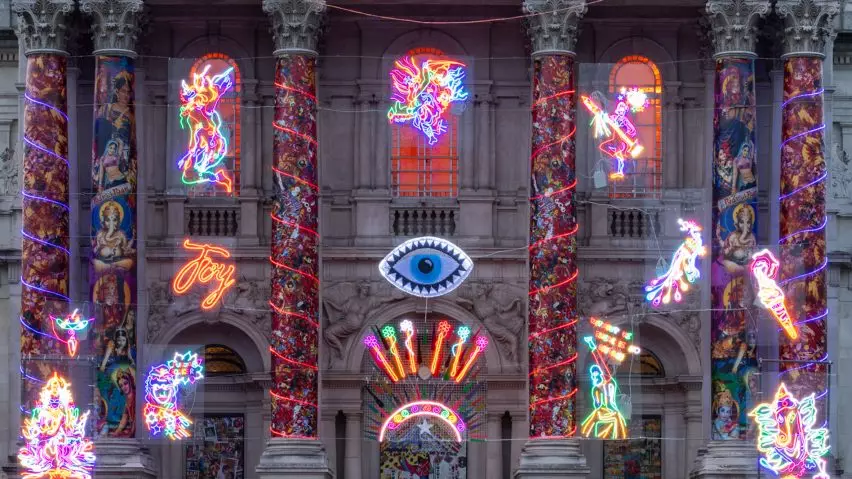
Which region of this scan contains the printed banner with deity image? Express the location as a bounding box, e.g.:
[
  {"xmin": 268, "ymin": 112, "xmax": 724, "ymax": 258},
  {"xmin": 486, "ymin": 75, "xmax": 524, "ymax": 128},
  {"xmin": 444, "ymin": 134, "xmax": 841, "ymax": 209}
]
[
  {"xmin": 90, "ymin": 55, "xmax": 138, "ymax": 438},
  {"xmin": 710, "ymin": 57, "xmax": 760, "ymax": 441}
]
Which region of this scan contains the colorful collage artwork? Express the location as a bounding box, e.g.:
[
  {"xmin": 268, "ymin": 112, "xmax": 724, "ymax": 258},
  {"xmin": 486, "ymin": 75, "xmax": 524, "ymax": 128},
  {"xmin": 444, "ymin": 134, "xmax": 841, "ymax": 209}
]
[
  {"xmin": 185, "ymin": 415, "xmax": 245, "ymax": 479},
  {"xmin": 90, "ymin": 55, "xmax": 138, "ymax": 438},
  {"xmin": 710, "ymin": 58, "xmax": 759, "ymax": 441},
  {"xmin": 603, "ymin": 416, "xmax": 662, "ymax": 479},
  {"xmin": 380, "ymin": 423, "xmax": 467, "ymax": 479}
]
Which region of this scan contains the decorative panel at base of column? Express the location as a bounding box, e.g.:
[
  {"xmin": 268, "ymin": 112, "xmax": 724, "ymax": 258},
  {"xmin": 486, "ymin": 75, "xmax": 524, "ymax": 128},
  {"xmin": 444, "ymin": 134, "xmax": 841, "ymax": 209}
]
[
  {"xmin": 514, "ymin": 439, "xmax": 590, "ymax": 479},
  {"xmin": 256, "ymin": 439, "xmax": 333, "ymax": 479},
  {"xmin": 93, "ymin": 439, "xmax": 157, "ymax": 479},
  {"xmin": 689, "ymin": 441, "xmax": 760, "ymax": 479}
]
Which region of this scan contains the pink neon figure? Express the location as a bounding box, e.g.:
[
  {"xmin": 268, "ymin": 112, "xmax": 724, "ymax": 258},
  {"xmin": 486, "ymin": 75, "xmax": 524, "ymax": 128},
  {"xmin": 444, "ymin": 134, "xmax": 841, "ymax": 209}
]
[
  {"xmin": 750, "ymin": 249, "xmax": 798, "ymax": 339},
  {"xmin": 645, "ymin": 219, "xmax": 706, "ymax": 307},
  {"xmin": 581, "ymin": 88, "xmax": 646, "ymax": 180}
]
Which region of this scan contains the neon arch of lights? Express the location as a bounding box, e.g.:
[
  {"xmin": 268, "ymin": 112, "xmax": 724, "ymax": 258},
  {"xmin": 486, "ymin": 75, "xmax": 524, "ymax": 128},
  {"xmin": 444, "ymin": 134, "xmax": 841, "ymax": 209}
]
[{"xmin": 379, "ymin": 400, "xmax": 466, "ymax": 443}]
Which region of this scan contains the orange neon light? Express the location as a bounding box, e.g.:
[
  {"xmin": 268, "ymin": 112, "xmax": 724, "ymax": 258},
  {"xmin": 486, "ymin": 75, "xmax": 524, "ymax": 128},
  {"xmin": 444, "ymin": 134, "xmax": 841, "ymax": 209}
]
[
  {"xmin": 454, "ymin": 336, "xmax": 488, "ymax": 383},
  {"xmin": 431, "ymin": 321, "xmax": 452, "ymax": 376},
  {"xmin": 400, "ymin": 320, "xmax": 418, "ymax": 374},
  {"xmin": 172, "ymin": 239, "xmax": 236, "ymax": 310},
  {"xmin": 751, "ymin": 249, "xmax": 798, "ymax": 340}
]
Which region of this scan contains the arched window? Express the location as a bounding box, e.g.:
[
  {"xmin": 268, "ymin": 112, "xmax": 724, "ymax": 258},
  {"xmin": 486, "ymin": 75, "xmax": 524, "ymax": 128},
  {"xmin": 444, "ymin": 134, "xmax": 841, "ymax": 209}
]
[
  {"xmin": 188, "ymin": 53, "xmax": 241, "ymax": 196},
  {"xmin": 615, "ymin": 349, "xmax": 665, "ymax": 378},
  {"xmin": 609, "ymin": 55, "xmax": 662, "ymax": 198},
  {"xmin": 390, "ymin": 47, "xmax": 461, "ymax": 198},
  {"xmin": 203, "ymin": 344, "xmax": 247, "ymax": 376}
]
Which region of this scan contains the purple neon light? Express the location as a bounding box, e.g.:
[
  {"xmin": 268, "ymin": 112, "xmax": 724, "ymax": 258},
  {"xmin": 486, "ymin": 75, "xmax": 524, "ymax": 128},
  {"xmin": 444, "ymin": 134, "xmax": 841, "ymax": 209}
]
[
  {"xmin": 778, "ymin": 258, "xmax": 828, "ymax": 287},
  {"xmin": 22, "ymin": 137, "xmax": 69, "ymax": 166},
  {"xmin": 779, "ymin": 124, "xmax": 826, "ymax": 152},
  {"xmin": 779, "ymin": 172, "xmax": 828, "ymax": 201},
  {"xmin": 791, "ymin": 309, "xmax": 829, "ymax": 327},
  {"xmin": 19, "ymin": 277, "xmax": 70, "ymax": 301},
  {"xmin": 19, "ymin": 365, "xmax": 44, "ymax": 384},
  {"xmin": 19, "ymin": 315, "xmax": 61, "ymax": 343},
  {"xmin": 778, "ymin": 353, "xmax": 829, "ymax": 376},
  {"xmin": 24, "ymin": 93, "xmax": 69, "ymax": 122},
  {"xmin": 779, "ymin": 215, "xmax": 827, "ymax": 243},
  {"xmin": 21, "ymin": 191, "xmax": 70, "ymax": 211},
  {"xmin": 20, "ymin": 230, "xmax": 71, "ymax": 256},
  {"xmin": 780, "ymin": 88, "xmax": 824, "ymax": 109}
]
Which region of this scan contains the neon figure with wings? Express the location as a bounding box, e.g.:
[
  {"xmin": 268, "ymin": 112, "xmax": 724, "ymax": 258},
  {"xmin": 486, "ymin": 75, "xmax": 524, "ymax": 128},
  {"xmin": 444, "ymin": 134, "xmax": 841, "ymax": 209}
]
[
  {"xmin": 178, "ymin": 64, "xmax": 235, "ymax": 193},
  {"xmin": 387, "ymin": 56, "xmax": 469, "ymax": 145},
  {"xmin": 581, "ymin": 87, "xmax": 647, "ymax": 180},
  {"xmin": 645, "ymin": 219, "xmax": 706, "ymax": 307}
]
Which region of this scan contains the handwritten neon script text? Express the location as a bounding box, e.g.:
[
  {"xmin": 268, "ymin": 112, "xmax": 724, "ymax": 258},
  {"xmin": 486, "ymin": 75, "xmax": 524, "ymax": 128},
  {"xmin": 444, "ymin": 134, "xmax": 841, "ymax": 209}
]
[
  {"xmin": 172, "ymin": 239, "xmax": 236, "ymax": 310},
  {"xmin": 750, "ymin": 249, "xmax": 798, "ymax": 339},
  {"xmin": 645, "ymin": 218, "xmax": 706, "ymax": 307}
]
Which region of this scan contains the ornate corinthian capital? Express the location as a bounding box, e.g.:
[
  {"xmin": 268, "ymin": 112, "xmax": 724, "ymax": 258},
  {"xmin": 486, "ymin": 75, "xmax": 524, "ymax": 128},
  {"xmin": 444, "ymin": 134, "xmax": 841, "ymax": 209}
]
[
  {"xmin": 705, "ymin": 0, "xmax": 770, "ymax": 56},
  {"xmin": 775, "ymin": 0, "xmax": 840, "ymax": 57},
  {"xmin": 523, "ymin": 0, "xmax": 587, "ymax": 56},
  {"xmin": 263, "ymin": 0, "xmax": 326, "ymax": 56},
  {"xmin": 12, "ymin": 0, "xmax": 74, "ymax": 55},
  {"xmin": 80, "ymin": 0, "xmax": 143, "ymax": 56}
]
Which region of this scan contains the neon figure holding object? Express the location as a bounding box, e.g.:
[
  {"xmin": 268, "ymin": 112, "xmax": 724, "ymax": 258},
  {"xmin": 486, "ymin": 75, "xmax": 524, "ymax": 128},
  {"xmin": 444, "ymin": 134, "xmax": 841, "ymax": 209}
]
[
  {"xmin": 580, "ymin": 87, "xmax": 647, "ymax": 180},
  {"xmin": 143, "ymin": 350, "xmax": 204, "ymax": 440},
  {"xmin": 749, "ymin": 383, "xmax": 830, "ymax": 479},
  {"xmin": 645, "ymin": 219, "xmax": 706, "ymax": 307},
  {"xmin": 18, "ymin": 373, "xmax": 95, "ymax": 479},
  {"xmin": 750, "ymin": 249, "xmax": 798, "ymax": 340},
  {"xmin": 580, "ymin": 336, "xmax": 628, "ymax": 440},
  {"xmin": 388, "ymin": 56, "xmax": 469, "ymax": 145},
  {"xmin": 52, "ymin": 308, "xmax": 93, "ymax": 357},
  {"xmin": 172, "ymin": 239, "xmax": 236, "ymax": 310},
  {"xmin": 178, "ymin": 64, "xmax": 235, "ymax": 193}
]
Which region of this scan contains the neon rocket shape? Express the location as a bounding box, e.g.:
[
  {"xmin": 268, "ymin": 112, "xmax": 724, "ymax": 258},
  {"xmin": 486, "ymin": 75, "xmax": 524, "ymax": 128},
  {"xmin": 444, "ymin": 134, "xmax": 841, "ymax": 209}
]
[
  {"xmin": 749, "ymin": 383, "xmax": 830, "ymax": 479},
  {"xmin": 580, "ymin": 336, "xmax": 628, "ymax": 440},
  {"xmin": 143, "ymin": 350, "xmax": 204, "ymax": 440},
  {"xmin": 645, "ymin": 219, "xmax": 706, "ymax": 307},
  {"xmin": 52, "ymin": 309, "xmax": 93, "ymax": 357},
  {"xmin": 580, "ymin": 88, "xmax": 646, "ymax": 180},
  {"xmin": 388, "ymin": 56, "xmax": 469, "ymax": 145},
  {"xmin": 750, "ymin": 249, "xmax": 798, "ymax": 339}
]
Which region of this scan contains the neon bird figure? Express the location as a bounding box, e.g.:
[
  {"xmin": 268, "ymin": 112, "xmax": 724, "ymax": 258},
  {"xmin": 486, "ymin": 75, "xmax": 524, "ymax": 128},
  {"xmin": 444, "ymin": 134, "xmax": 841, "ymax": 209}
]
[
  {"xmin": 388, "ymin": 56, "xmax": 469, "ymax": 145},
  {"xmin": 749, "ymin": 383, "xmax": 830, "ymax": 479},
  {"xmin": 143, "ymin": 350, "xmax": 204, "ymax": 440},
  {"xmin": 52, "ymin": 308, "xmax": 93, "ymax": 357},
  {"xmin": 645, "ymin": 219, "xmax": 706, "ymax": 307},
  {"xmin": 18, "ymin": 373, "xmax": 95, "ymax": 479},
  {"xmin": 178, "ymin": 64, "xmax": 235, "ymax": 193},
  {"xmin": 750, "ymin": 249, "xmax": 799, "ymax": 340},
  {"xmin": 581, "ymin": 88, "xmax": 647, "ymax": 180},
  {"xmin": 580, "ymin": 336, "xmax": 628, "ymax": 440}
]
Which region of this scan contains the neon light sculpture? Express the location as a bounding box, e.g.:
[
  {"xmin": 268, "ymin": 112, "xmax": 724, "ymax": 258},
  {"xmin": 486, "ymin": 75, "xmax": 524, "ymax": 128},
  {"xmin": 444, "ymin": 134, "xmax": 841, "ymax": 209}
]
[
  {"xmin": 751, "ymin": 249, "xmax": 798, "ymax": 339},
  {"xmin": 143, "ymin": 350, "xmax": 204, "ymax": 440},
  {"xmin": 588, "ymin": 317, "xmax": 640, "ymax": 364},
  {"xmin": 449, "ymin": 325, "xmax": 471, "ymax": 378},
  {"xmin": 431, "ymin": 320, "xmax": 452, "ymax": 375},
  {"xmin": 172, "ymin": 239, "xmax": 236, "ymax": 310},
  {"xmin": 580, "ymin": 336, "xmax": 628, "ymax": 440},
  {"xmin": 364, "ymin": 334, "xmax": 399, "ymax": 382},
  {"xmin": 399, "ymin": 320, "xmax": 418, "ymax": 374},
  {"xmin": 454, "ymin": 335, "xmax": 488, "ymax": 383},
  {"xmin": 580, "ymin": 87, "xmax": 647, "ymax": 180},
  {"xmin": 18, "ymin": 373, "xmax": 95, "ymax": 479},
  {"xmin": 388, "ymin": 56, "xmax": 469, "ymax": 145},
  {"xmin": 379, "ymin": 236, "xmax": 473, "ymax": 298},
  {"xmin": 379, "ymin": 400, "xmax": 466, "ymax": 442},
  {"xmin": 749, "ymin": 383, "xmax": 830, "ymax": 479},
  {"xmin": 178, "ymin": 64, "xmax": 235, "ymax": 193},
  {"xmin": 645, "ymin": 219, "xmax": 706, "ymax": 307},
  {"xmin": 52, "ymin": 309, "xmax": 93, "ymax": 357},
  {"xmin": 381, "ymin": 325, "xmax": 407, "ymax": 379}
]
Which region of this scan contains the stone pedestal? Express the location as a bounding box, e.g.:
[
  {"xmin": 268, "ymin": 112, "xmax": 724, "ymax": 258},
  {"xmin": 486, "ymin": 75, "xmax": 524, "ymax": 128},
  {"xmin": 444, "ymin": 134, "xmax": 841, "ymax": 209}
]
[
  {"xmin": 256, "ymin": 439, "xmax": 333, "ymax": 479},
  {"xmin": 514, "ymin": 439, "xmax": 590, "ymax": 479},
  {"xmin": 94, "ymin": 439, "xmax": 157, "ymax": 479},
  {"xmin": 689, "ymin": 441, "xmax": 760, "ymax": 479}
]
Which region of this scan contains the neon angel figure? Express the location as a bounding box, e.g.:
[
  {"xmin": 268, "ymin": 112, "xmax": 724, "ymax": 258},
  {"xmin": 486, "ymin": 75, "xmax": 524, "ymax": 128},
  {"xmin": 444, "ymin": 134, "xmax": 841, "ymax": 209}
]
[
  {"xmin": 580, "ymin": 336, "xmax": 628, "ymax": 440},
  {"xmin": 581, "ymin": 87, "xmax": 647, "ymax": 180},
  {"xmin": 645, "ymin": 218, "xmax": 706, "ymax": 307}
]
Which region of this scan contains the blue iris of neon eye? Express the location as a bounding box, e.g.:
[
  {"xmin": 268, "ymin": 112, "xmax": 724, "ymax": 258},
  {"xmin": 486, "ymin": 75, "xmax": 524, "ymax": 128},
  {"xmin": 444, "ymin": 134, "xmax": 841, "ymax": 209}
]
[{"xmin": 379, "ymin": 237, "xmax": 473, "ymax": 298}]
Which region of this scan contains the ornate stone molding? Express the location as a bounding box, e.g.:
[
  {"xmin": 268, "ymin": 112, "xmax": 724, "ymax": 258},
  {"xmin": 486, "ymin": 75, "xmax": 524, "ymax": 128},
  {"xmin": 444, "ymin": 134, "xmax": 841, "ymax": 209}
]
[
  {"xmin": 262, "ymin": 0, "xmax": 326, "ymax": 57},
  {"xmin": 523, "ymin": 0, "xmax": 587, "ymax": 56},
  {"xmin": 775, "ymin": 0, "xmax": 840, "ymax": 57},
  {"xmin": 705, "ymin": 0, "xmax": 770, "ymax": 57},
  {"xmin": 80, "ymin": 0, "xmax": 143, "ymax": 56},
  {"xmin": 12, "ymin": 0, "xmax": 74, "ymax": 56}
]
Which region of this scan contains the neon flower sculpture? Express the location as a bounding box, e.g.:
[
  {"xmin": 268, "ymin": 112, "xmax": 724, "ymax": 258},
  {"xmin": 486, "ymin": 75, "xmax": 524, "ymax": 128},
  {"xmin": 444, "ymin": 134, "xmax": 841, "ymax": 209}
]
[
  {"xmin": 751, "ymin": 249, "xmax": 799, "ymax": 340},
  {"xmin": 588, "ymin": 317, "xmax": 640, "ymax": 364},
  {"xmin": 749, "ymin": 383, "xmax": 830, "ymax": 479},
  {"xmin": 144, "ymin": 350, "xmax": 204, "ymax": 440},
  {"xmin": 645, "ymin": 219, "xmax": 706, "ymax": 307},
  {"xmin": 387, "ymin": 56, "xmax": 469, "ymax": 145},
  {"xmin": 454, "ymin": 335, "xmax": 487, "ymax": 383},
  {"xmin": 449, "ymin": 325, "xmax": 471, "ymax": 378},
  {"xmin": 399, "ymin": 320, "xmax": 418, "ymax": 374},
  {"xmin": 381, "ymin": 325, "xmax": 407, "ymax": 379},
  {"xmin": 178, "ymin": 64, "xmax": 235, "ymax": 193},
  {"xmin": 379, "ymin": 400, "xmax": 466, "ymax": 442},
  {"xmin": 18, "ymin": 373, "xmax": 95, "ymax": 479},
  {"xmin": 580, "ymin": 87, "xmax": 647, "ymax": 180},
  {"xmin": 580, "ymin": 336, "xmax": 628, "ymax": 440},
  {"xmin": 431, "ymin": 320, "xmax": 453, "ymax": 375},
  {"xmin": 52, "ymin": 309, "xmax": 93, "ymax": 357}
]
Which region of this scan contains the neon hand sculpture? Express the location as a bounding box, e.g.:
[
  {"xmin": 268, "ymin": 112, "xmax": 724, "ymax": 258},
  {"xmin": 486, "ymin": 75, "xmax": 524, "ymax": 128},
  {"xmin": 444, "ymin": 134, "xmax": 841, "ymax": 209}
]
[
  {"xmin": 750, "ymin": 383, "xmax": 830, "ymax": 479},
  {"xmin": 750, "ymin": 249, "xmax": 798, "ymax": 339},
  {"xmin": 645, "ymin": 219, "xmax": 706, "ymax": 307},
  {"xmin": 388, "ymin": 56, "xmax": 469, "ymax": 145},
  {"xmin": 144, "ymin": 350, "xmax": 204, "ymax": 440},
  {"xmin": 52, "ymin": 309, "xmax": 93, "ymax": 357},
  {"xmin": 178, "ymin": 64, "xmax": 235, "ymax": 192},
  {"xmin": 18, "ymin": 373, "xmax": 95, "ymax": 479},
  {"xmin": 580, "ymin": 336, "xmax": 628, "ymax": 440},
  {"xmin": 580, "ymin": 87, "xmax": 647, "ymax": 180}
]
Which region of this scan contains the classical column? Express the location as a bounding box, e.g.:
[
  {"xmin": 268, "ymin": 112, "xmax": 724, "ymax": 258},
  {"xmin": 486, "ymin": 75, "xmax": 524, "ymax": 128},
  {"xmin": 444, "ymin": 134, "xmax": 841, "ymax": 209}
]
[
  {"xmin": 258, "ymin": 0, "xmax": 332, "ymax": 477},
  {"xmin": 343, "ymin": 411, "xmax": 362, "ymax": 479},
  {"xmin": 516, "ymin": 1, "xmax": 590, "ymax": 477}
]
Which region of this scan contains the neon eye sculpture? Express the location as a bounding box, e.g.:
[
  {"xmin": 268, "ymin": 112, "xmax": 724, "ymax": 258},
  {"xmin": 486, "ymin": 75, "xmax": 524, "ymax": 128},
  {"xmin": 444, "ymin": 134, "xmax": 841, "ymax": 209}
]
[
  {"xmin": 750, "ymin": 249, "xmax": 799, "ymax": 340},
  {"xmin": 580, "ymin": 336, "xmax": 628, "ymax": 440},
  {"xmin": 178, "ymin": 64, "xmax": 235, "ymax": 193},
  {"xmin": 143, "ymin": 350, "xmax": 204, "ymax": 440},
  {"xmin": 18, "ymin": 373, "xmax": 95, "ymax": 479},
  {"xmin": 645, "ymin": 219, "xmax": 706, "ymax": 307},
  {"xmin": 379, "ymin": 236, "xmax": 473, "ymax": 298},
  {"xmin": 387, "ymin": 56, "xmax": 469, "ymax": 145},
  {"xmin": 52, "ymin": 308, "xmax": 93, "ymax": 357},
  {"xmin": 580, "ymin": 87, "xmax": 647, "ymax": 180},
  {"xmin": 749, "ymin": 383, "xmax": 830, "ymax": 479},
  {"xmin": 588, "ymin": 317, "xmax": 640, "ymax": 364}
]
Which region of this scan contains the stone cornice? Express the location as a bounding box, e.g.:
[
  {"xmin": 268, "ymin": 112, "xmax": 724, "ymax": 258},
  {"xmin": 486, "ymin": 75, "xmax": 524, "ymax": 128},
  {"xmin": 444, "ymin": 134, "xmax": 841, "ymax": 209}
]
[
  {"xmin": 775, "ymin": 0, "xmax": 840, "ymax": 57},
  {"xmin": 523, "ymin": 0, "xmax": 587, "ymax": 56},
  {"xmin": 12, "ymin": 0, "xmax": 74, "ymax": 56},
  {"xmin": 262, "ymin": 0, "xmax": 326, "ymax": 56},
  {"xmin": 705, "ymin": 0, "xmax": 770, "ymax": 57},
  {"xmin": 80, "ymin": 0, "xmax": 144, "ymax": 56}
]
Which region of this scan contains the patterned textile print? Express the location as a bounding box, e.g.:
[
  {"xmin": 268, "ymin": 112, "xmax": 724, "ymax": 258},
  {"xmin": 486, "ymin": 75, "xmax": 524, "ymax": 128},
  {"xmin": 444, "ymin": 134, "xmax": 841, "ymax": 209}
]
[
  {"xmin": 709, "ymin": 57, "xmax": 760, "ymax": 441},
  {"xmin": 779, "ymin": 57, "xmax": 827, "ymax": 406},
  {"xmin": 90, "ymin": 55, "xmax": 138, "ymax": 438},
  {"xmin": 528, "ymin": 54, "xmax": 579, "ymax": 438},
  {"xmin": 270, "ymin": 55, "xmax": 319, "ymax": 438}
]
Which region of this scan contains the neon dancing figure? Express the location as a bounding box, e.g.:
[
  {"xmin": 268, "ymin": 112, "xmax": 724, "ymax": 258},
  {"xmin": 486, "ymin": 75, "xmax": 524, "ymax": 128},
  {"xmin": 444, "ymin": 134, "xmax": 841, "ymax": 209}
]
[
  {"xmin": 388, "ymin": 56, "xmax": 469, "ymax": 145},
  {"xmin": 580, "ymin": 336, "xmax": 628, "ymax": 440},
  {"xmin": 751, "ymin": 249, "xmax": 798, "ymax": 339},
  {"xmin": 143, "ymin": 350, "xmax": 204, "ymax": 440},
  {"xmin": 645, "ymin": 219, "xmax": 706, "ymax": 307},
  {"xmin": 581, "ymin": 87, "xmax": 646, "ymax": 180},
  {"xmin": 178, "ymin": 64, "xmax": 235, "ymax": 193}
]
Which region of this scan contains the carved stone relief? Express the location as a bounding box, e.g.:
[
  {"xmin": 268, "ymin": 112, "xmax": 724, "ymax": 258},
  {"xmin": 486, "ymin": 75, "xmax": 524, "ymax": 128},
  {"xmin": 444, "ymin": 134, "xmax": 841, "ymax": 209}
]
[
  {"xmin": 455, "ymin": 282, "xmax": 526, "ymax": 369},
  {"xmin": 0, "ymin": 148, "xmax": 18, "ymax": 197},
  {"xmin": 829, "ymin": 142, "xmax": 850, "ymax": 200}
]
